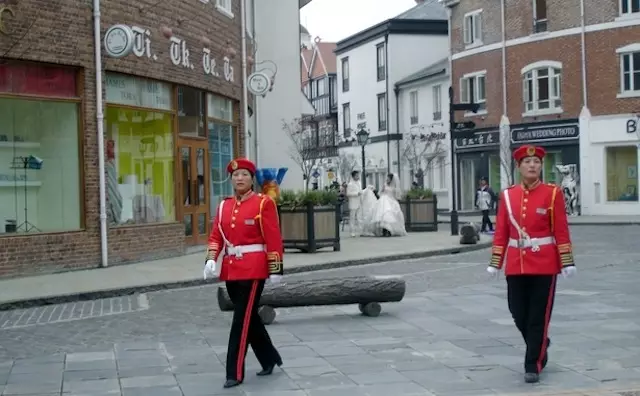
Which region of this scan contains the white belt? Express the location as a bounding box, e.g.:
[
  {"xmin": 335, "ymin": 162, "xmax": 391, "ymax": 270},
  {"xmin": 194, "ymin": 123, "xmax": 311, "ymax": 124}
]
[
  {"xmin": 508, "ymin": 237, "xmax": 555, "ymax": 250},
  {"xmin": 225, "ymin": 244, "xmax": 266, "ymax": 258}
]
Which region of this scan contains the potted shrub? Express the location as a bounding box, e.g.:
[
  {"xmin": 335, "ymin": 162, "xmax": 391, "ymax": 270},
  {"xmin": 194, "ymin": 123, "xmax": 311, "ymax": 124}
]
[
  {"xmin": 400, "ymin": 188, "xmax": 438, "ymax": 232},
  {"xmin": 277, "ymin": 189, "xmax": 340, "ymax": 253}
]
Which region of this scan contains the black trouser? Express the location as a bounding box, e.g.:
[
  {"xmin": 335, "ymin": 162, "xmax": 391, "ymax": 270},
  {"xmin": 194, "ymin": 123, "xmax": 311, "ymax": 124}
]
[
  {"xmin": 481, "ymin": 210, "xmax": 493, "ymax": 231},
  {"xmin": 506, "ymin": 275, "xmax": 557, "ymax": 374},
  {"xmin": 225, "ymin": 280, "xmax": 281, "ymax": 382}
]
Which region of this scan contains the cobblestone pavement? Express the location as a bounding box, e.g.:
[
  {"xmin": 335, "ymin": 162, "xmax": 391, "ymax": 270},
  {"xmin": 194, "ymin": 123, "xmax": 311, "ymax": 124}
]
[{"xmin": 0, "ymin": 226, "xmax": 639, "ymax": 395}]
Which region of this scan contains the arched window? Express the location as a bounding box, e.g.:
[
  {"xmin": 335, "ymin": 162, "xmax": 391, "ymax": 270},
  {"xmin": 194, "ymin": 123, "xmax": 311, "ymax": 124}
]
[{"xmin": 521, "ymin": 61, "xmax": 562, "ymax": 115}]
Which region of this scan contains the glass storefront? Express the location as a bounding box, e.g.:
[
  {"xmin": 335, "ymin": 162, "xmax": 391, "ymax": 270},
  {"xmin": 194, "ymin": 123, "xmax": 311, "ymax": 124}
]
[
  {"xmin": 488, "ymin": 154, "xmax": 501, "ymax": 193},
  {"xmin": 208, "ymin": 93, "xmax": 235, "ymax": 213},
  {"xmin": 105, "ymin": 73, "xmax": 175, "ymax": 225},
  {"xmin": 0, "ymin": 63, "xmax": 81, "ymax": 234},
  {"xmin": 606, "ymin": 146, "xmax": 638, "ymax": 202}
]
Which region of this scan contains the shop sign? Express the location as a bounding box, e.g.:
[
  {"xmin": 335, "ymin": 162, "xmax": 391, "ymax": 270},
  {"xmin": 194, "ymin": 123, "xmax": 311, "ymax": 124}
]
[
  {"xmin": 0, "ymin": 63, "xmax": 77, "ymax": 97},
  {"xmin": 105, "ymin": 73, "xmax": 172, "ymax": 111},
  {"xmin": 0, "ymin": 5, "xmax": 15, "ymax": 35},
  {"xmin": 454, "ymin": 130, "xmax": 499, "ymax": 149},
  {"xmin": 511, "ymin": 123, "xmax": 579, "ymax": 143},
  {"xmin": 626, "ymin": 117, "xmax": 639, "ymax": 134},
  {"xmin": 127, "ymin": 25, "xmax": 234, "ymax": 83},
  {"xmin": 104, "ymin": 25, "xmax": 135, "ymax": 58}
]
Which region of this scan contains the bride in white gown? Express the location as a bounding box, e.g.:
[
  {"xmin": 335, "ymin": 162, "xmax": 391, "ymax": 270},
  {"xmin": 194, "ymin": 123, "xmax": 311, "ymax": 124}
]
[{"xmin": 360, "ymin": 173, "xmax": 407, "ymax": 237}]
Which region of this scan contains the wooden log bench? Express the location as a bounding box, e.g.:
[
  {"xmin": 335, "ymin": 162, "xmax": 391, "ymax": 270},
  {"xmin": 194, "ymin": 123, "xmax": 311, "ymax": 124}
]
[{"xmin": 216, "ymin": 276, "xmax": 406, "ymax": 325}]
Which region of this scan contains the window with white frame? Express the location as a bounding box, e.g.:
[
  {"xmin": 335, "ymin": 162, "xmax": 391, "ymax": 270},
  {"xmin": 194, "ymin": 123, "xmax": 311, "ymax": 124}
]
[
  {"xmin": 410, "ymin": 91, "xmax": 418, "ymax": 125},
  {"xmin": 432, "ymin": 85, "xmax": 442, "ymax": 120},
  {"xmin": 460, "ymin": 72, "xmax": 486, "ymax": 111},
  {"xmin": 216, "ymin": 0, "xmax": 233, "ymax": 17},
  {"xmin": 377, "ymin": 93, "xmax": 387, "ymax": 131},
  {"xmin": 522, "ymin": 61, "xmax": 562, "ymax": 114},
  {"xmin": 463, "ymin": 10, "xmax": 483, "ymax": 46},
  {"xmin": 620, "ymin": 0, "xmax": 640, "ymax": 16},
  {"xmin": 618, "ymin": 45, "xmax": 640, "ymax": 95},
  {"xmin": 533, "ymin": 0, "xmax": 548, "ymax": 33}
]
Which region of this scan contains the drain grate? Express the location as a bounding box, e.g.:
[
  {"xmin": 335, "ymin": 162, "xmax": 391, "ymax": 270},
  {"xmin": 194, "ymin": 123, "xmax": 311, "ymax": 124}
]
[{"xmin": 0, "ymin": 294, "xmax": 149, "ymax": 330}]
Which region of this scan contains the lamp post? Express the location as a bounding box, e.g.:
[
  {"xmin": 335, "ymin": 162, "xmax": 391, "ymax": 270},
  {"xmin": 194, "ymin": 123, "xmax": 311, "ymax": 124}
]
[{"xmin": 356, "ymin": 127, "xmax": 370, "ymax": 190}]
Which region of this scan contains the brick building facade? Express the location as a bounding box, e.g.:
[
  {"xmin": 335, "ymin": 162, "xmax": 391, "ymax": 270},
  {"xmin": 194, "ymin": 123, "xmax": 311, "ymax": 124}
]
[
  {"xmin": 444, "ymin": 0, "xmax": 640, "ymax": 215},
  {"xmin": 0, "ymin": 0, "xmax": 244, "ymax": 277}
]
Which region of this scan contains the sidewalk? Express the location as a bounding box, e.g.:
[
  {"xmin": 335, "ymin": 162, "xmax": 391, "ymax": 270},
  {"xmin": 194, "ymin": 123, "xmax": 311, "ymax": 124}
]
[
  {"xmin": 438, "ymin": 214, "xmax": 640, "ymax": 225},
  {"xmin": 0, "ymin": 231, "xmax": 492, "ymax": 309}
]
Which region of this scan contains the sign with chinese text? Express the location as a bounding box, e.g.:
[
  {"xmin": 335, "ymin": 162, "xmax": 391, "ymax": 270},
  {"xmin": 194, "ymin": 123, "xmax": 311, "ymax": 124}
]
[
  {"xmin": 511, "ymin": 123, "xmax": 579, "ymax": 143},
  {"xmin": 454, "ymin": 130, "xmax": 499, "ymax": 150}
]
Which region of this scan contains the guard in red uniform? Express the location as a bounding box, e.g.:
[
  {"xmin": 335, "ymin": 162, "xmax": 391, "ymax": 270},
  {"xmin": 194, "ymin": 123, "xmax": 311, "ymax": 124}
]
[
  {"xmin": 204, "ymin": 158, "xmax": 283, "ymax": 389},
  {"xmin": 487, "ymin": 145, "xmax": 577, "ymax": 384}
]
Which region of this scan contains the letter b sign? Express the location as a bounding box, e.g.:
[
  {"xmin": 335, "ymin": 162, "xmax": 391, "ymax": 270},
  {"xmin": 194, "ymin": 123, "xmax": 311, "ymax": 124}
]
[{"xmin": 627, "ymin": 119, "xmax": 637, "ymax": 134}]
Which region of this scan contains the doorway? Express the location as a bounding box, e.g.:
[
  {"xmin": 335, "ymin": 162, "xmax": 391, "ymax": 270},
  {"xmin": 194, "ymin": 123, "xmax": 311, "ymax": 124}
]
[
  {"xmin": 460, "ymin": 158, "xmax": 476, "ymax": 210},
  {"xmin": 178, "ymin": 139, "xmax": 210, "ymax": 245}
]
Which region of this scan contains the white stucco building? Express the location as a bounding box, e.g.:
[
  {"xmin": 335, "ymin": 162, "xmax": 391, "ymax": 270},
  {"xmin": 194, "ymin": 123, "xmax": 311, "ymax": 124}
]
[
  {"xmin": 395, "ymin": 57, "xmax": 451, "ymax": 209},
  {"xmin": 246, "ymin": 0, "xmax": 315, "ymax": 190},
  {"xmin": 334, "ymin": 0, "xmax": 449, "ymax": 191}
]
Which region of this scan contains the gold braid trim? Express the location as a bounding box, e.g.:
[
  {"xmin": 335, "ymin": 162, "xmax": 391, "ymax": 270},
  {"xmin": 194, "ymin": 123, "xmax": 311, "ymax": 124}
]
[
  {"xmin": 490, "ymin": 254, "xmax": 502, "ymax": 268},
  {"xmin": 557, "ymin": 243, "xmax": 572, "ymax": 253},
  {"xmin": 492, "ymin": 246, "xmax": 504, "ymax": 255},
  {"xmin": 268, "ymin": 259, "xmax": 283, "ymax": 275},
  {"xmin": 205, "ymin": 242, "xmax": 219, "ymax": 261},
  {"xmin": 550, "ymin": 187, "xmax": 557, "ymax": 231}
]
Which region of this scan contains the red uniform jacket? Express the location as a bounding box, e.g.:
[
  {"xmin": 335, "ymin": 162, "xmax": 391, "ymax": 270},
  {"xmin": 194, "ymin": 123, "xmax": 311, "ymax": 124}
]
[
  {"xmin": 490, "ymin": 181, "xmax": 575, "ymax": 276},
  {"xmin": 206, "ymin": 192, "xmax": 284, "ymax": 281}
]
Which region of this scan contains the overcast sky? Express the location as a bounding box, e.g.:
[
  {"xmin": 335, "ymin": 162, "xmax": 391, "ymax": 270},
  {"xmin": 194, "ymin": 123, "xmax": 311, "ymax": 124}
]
[{"xmin": 300, "ymin": 0, "xmax": 418, "ymax": 43}]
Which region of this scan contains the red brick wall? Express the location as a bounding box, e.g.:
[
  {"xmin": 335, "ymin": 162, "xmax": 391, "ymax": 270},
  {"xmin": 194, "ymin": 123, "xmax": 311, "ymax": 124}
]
[{"xmin": 0, "ymin": 0, "xmax": 242, "ymax": 278}]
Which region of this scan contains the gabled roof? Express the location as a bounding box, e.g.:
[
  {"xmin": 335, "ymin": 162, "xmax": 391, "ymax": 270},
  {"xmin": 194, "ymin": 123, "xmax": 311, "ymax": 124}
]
[
  {"xmin": 335, "ymin": 0, "xmax": 447, "ymax": 55},
  {"xmin": 395, "ymin": 57, "xmax": 449, "ymax": 87},
  {"xmin": 301, "ymin": 42, "xmax": 337, "ymax": 84}
]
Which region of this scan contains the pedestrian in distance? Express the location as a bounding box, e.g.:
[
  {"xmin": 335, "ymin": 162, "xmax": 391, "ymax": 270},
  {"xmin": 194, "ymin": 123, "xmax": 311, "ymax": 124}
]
[
  {"xmin": 203, "ymin": 157, "xmax": 284, "ymax": 389},
  {"xmin": 487, "ymin": 145, "xmax": 577, "ymax": 384},
  {"xmin": 475, "ymin": 176, "xmax": 496, "ymax": 234}
]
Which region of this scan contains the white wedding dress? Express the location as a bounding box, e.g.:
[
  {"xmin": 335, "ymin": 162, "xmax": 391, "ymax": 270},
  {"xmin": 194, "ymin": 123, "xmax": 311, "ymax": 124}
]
[{"xmin": 360, "ymin": 176, "xmax": 407, "ymax": 237}]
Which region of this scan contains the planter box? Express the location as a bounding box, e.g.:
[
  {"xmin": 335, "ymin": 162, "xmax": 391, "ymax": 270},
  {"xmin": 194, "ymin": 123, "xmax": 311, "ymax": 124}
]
[
  {"xmin": 400, "ymin": 196, "xmax": 438, "ymax": 232},
  {"xmin": 278, "ymin": 203, "xmax": 340, "ymax": 253}
]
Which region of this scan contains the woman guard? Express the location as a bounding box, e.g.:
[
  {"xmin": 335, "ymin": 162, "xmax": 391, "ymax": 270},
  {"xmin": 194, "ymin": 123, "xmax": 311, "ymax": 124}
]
[
  {"xmin": 203, "ymin": 158, "xmax": 283, "ymax": 389},
  {"xmin": 487, "ymin": 145, "xmax": 577, "ymax": 384}
]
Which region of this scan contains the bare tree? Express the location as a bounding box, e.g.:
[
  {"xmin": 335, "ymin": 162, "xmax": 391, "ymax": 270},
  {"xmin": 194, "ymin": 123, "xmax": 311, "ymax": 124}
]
[
  {"xmin": 499, "ymin": 126, "xmax": 515, "ymax": 186},
  {"xmin": 401, "ymin": 130, "xmax": 448, "ymax": 187},
  {"xmin": 336, "ymin": 152, "xmax": 358, "ymax": 183},
  {"xmin": 283, "ymin": 117, "xmax": 317, "ymax": 192}
]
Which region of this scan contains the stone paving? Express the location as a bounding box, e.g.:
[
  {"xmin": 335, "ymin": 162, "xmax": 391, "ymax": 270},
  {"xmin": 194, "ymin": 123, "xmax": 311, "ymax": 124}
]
[{"xmin": 0, "ymin": 226, "xmax": 639, "ymax": 395}]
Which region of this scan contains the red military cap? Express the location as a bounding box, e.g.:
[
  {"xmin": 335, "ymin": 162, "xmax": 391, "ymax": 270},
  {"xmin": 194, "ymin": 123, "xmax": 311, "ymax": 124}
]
[
  {"xmin": 513, "ymin": 145, "xmax": 546, "ymax": 163},
  {"xmin": 227, "ymin": 158, "xmax": 257, "ymax": 175}
]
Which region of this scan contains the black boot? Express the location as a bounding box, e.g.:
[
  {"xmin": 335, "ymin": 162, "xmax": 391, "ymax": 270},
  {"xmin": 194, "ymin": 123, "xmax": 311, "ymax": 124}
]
[
  {"xmin": 524, "ymin": 372, "xmax": 539, "ymax": 383},
  {"xmin": 223, "ymin": 379, "xmax": 242, "ymax": 388},
  {"xmin": 257, "ymin": 357, "xmax": 283, "ymax": 376}
]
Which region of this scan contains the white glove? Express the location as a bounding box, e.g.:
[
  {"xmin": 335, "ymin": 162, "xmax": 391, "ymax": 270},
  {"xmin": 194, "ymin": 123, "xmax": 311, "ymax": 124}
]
[
  {"xmin": 561, "ymin": 265, "xmax": 577, "ymax": 279},
  {"xmin": 268, "ymin": 275, "xmax": 283, "ymax": 285},
  {"xmin": 486, "ymin": 266, "xmax": 499, "ymax": 278},
  {"xmin": 203, "ymin": 260, "xmax": 216, "ymax": 280}
]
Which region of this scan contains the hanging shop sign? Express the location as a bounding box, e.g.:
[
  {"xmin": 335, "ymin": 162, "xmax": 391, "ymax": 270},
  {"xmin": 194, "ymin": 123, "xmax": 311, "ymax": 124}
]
[
  {"xmin": 104, "ymin": 24, "xmax": 135, "ymax": 58},
  {"xmin": 247, "ymin": 72, "xmax": 271, "ymax": 95}
]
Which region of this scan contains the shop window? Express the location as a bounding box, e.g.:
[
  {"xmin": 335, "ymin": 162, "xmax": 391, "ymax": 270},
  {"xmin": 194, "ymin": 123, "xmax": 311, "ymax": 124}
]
[
  {"xmin": 105, "ymin": 73, "xmax": 175, "ymax": 225},
  {"xmin": 178, "ymin": 86, "xmax": 206, "ymax": 137},
  {"xmin": 542, "ymin": 152, "xmax": 562, "ymax": 184},
  {"xmin": 208, "ymin": 94, "xmax": 235, "ymax": 213},
  {"xmin": 606, "ymin": 146, "xmax": 638, "ymax": 202},
  {"xmin": 522, "ymin": 61, "xmax": 562, "ymax": 115},
  {"xmin": 488, "ymin": 154, "xmax": 501, "ymax": 192},
  {"xmin": 0, "ymin": 98, "xmax": 81, "ymax": 234}
]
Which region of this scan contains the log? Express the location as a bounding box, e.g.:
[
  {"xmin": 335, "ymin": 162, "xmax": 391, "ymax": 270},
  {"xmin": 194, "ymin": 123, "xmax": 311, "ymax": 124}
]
[
  {"xmin": 216, "ymin": 276, "xmax": 405, "ymax": 323},
  {"xmin": 459, "ymin": 223, "xmax": 480, "ymax": 245}
]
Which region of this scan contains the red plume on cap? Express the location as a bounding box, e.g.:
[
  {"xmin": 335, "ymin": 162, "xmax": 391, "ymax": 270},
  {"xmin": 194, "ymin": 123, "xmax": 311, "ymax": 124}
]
[
  {"xmin": 226, "ymin": 158, "xmax": 256, "ymax": 175},
  {"xmin": 513, "ymin": 145, "xmax": 546, "ymax": 162}
]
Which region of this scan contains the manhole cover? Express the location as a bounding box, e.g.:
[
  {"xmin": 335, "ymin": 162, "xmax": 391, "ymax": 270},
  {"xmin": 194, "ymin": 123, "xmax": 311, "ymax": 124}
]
[{"xmin": 0, "ymin": 294, "xmax": 149, "ymax": 330}]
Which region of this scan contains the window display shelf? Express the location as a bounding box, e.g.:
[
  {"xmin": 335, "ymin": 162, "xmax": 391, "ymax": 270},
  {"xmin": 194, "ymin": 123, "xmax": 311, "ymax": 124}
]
[
  {"xmin": 0, "ymin": 181, "xmax": 41, "ymax": 187},
  {"xmin": 0, "ymin": 142, "xmax": 41, "ymax": 149}
]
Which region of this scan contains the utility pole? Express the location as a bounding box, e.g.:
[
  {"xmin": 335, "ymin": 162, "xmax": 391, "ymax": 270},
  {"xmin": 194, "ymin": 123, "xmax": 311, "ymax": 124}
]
[{"xmin": 448, "ymin": 86, "xmax": 480, "ymax": 236}]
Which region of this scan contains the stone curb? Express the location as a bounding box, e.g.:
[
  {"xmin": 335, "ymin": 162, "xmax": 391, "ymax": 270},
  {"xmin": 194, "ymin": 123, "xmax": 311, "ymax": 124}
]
[
  {"xmin": 0, "ymin": 241, "xmax": 492, "ymax": 311},
  {"xmin": 438, "ymin": 220, "xmax": 640, "ymax": 226}
]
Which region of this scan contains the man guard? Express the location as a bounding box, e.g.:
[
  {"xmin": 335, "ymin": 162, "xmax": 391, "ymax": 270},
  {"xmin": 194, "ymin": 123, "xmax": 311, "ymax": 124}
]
[
  {"xmin": 203, "ymin": 158, "xmax": 283, "ymax": 389},
  {"xmin": 487, "ymin": 145, "xmax": 577, "ymax": 384}
]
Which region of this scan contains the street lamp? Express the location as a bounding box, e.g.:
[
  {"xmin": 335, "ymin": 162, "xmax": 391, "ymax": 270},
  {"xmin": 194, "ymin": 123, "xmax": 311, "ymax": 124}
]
[{"xmin": 356, "ymin": 127, "xmax": 370, "ymax": 190}]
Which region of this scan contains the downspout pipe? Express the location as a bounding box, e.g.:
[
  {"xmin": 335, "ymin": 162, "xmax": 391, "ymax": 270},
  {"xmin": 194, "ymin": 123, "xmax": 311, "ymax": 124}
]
[
  {"xmin": 384, "ymin": 33, "xmax": 391, "ymax": 175},
  {"xmin": 241, "ymin": 0, "xmax": 250, "ymax": 159},
  {"xmin": 394, "ymin": 85, "xmax": 401, "ymax": 178},
  {"xmin": 501, "ymin": 0, "xmax": 507, "ymax": 114},
  {"xmin": 580, "ymin": 0, "xmax": 587, "ymax": 106},
  {"xmin": 93, "ymin": 0, "xmax": 108, "ymax": 267}
]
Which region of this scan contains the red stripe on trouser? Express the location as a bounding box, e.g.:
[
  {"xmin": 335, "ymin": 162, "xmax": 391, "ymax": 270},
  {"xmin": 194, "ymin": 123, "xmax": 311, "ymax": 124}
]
[
  {"xmin": 236, "ymin": 280, "xmax": 258, "ymax": 381},
  {"xmin": 536, "ymin": 275, "xmax": 556, "ymax": 373}
]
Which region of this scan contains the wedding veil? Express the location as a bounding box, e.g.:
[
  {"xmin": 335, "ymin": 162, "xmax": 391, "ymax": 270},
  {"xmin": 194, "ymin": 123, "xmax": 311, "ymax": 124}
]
[{"xmin": 387, "ymin": 173, "xmax": 403, "ymax": 200}]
